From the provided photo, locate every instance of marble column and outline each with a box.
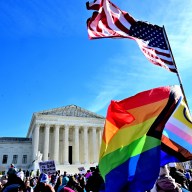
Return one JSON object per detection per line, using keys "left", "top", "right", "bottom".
{"left": 98, "top": 128, "right": 102, "bottom": 150}
{"left": 63, "top": 125, "right": 69, "bottom": 164}
{"left": 97, "top": 128, "right": 102, "bottom": 160}
{"left": 43, "top": 124, "right": 50, "bottom": 161}
{"left": 53, "top": 125, "right": 60, "bottom": 164}
{"left": 74, "top": 126, "right": 80, "bottom": 164}
{"left": 32, "top": 123, "right": 40, "bottom": 162}
{"left": 83, "top": 126, "right": 89, "bottom": 164}
{"left": 92, "top": 127, "right": 97, "bottom": 163}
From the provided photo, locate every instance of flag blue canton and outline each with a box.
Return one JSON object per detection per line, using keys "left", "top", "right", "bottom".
{"left": 130, "top": 21, "right": 168, "bottom": 50}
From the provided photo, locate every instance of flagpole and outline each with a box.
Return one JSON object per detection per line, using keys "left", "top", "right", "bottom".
{"left": 162, "top": 25, "right": 189, "bottom": 108}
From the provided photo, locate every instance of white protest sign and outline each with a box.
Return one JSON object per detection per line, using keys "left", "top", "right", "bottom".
{"left": 39, "top": 160, "right": 56, "bottom": 175}
{"left": 78, "top": 166, "right": 86, "bottom": 174}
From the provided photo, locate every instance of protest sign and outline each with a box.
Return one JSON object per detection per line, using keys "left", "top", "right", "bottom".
{"left": 39, "top": 160, "right": 56, "bottom": 175}
{"left": 78, "top": 167, "right": 86, "bottom": 174}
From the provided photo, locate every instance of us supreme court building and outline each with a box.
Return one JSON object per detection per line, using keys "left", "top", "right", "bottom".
{"left": 0, "top": 105, "right": 105, "bottom": 173}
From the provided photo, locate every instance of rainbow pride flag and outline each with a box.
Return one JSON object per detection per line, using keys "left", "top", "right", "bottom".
{"left": 99, "top": 85, "right": 191, "bottom": 192}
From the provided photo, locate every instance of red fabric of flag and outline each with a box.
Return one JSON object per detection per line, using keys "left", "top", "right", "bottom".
{"left": 107, "top": 100, "right": 135, "bottom": 129}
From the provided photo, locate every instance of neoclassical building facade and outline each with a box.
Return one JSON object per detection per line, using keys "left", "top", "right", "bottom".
{"left": 0, "top": 105, "right": 105, "bottom": 173}
{"left": 0, "top": 105, "right": 192, "bottom": 174}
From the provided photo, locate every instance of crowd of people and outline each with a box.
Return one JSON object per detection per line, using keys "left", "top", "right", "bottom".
{"left": 150, "top": 165, "right": 192, "bottom": 192}
{"left": 0, "top": 164, "right": 105, "bottom": 192}
{"left": 0, "top": 163, "right": 192, "bottom": 191}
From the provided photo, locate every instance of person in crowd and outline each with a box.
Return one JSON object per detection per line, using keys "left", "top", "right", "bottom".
{"left": 30, "top": 170, "right": 36, "bottom": 179}
{"left": 85, "top": 170, "right": 92, "bottom": 181}
{"left": 36, "top": 170, "right": 40, "bottom": 177}
{"left": 25, "top": 170, "right": 30, "bottom": 178}
{"left": 85, "top": 166, "right": 104, "bottom": 192}
{"left": 57, "top": 175, "right": 69, "bottom": 192}
{"left": 155, "top": 165, "right": 182, "bottom": 192}
{"left": 50, "top": 173, "right": 58, "bottom": 188}
{"left": 0, "top": 175, "right": 8, "bottom": 187}
{"left": 35, "top": 182, "right": 55, "bottom": 192}
{"left": 59, "top": 186, "right": 75, "bottom": 192}
{"left": 54, "top": 175, "right": 62, "bottom": 192}
{"left": 34, "top": 172, "right": 53, "bottom": 192}
{"left": 77, "top": 174, "right": 86, "bottom": 192}
{"left": 29, "top": 177, "right": 37, "bottom": 189}
{"left": 185, "top": 170, "right": 192, "bottom": 186}
{"left": 187, "top": 169, "right": 192, "bottom": 191}
{"left": 1, "top": 168, "right": 25, "bottom": 192}
{"left": 67, "top": 175, "right": 83, "bottom": 192}
{"left": 7, "top": 164, "right": 17, "bottom": 177}
{"left": 169, "top": 167, "right": 189, "bottom": 190}
{"left": 17, "top": 169, "right": 25, "bottom": 181}
{"left": 56, "top": 175, "right": 75, "bottom": 192}
{"left": 24, "top": 179, "right": 33, "bottom": 192}
{"left": 0, "top": 181, "right": 4, "bottom": 191}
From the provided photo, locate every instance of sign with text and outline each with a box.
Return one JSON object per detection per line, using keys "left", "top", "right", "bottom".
{"left": 39, "top": 160, "right": 56, "bottom": 175}
{"left": 78, "top": 166, "right": 86, "bottom": 174}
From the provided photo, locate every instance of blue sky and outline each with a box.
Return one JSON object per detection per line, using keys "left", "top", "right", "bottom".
{"left": 0, "top": 0, "right": 191, "bottom": 137}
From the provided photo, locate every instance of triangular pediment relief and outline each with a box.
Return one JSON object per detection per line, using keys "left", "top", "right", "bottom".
{"left": 35, "top": 105, "right": 105, "bottom": 119}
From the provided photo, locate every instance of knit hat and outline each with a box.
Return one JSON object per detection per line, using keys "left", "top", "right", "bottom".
{"left": 62, "top": 176, "right": 69, "bottom": 186}
{"left": 40, "top": 173, "right": 49, "bottom": 183}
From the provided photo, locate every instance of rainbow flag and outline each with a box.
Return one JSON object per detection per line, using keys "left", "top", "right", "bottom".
{"left": 99, "top": 85, "right": 191, "bottom": 192}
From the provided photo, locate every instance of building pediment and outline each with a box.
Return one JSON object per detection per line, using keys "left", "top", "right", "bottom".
{"left": 35, "top": 105, "right": 105, "bottom": 119}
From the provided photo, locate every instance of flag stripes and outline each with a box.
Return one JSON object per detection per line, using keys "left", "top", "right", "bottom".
{"left": 99, "top": 86, "right": 181, "bottom": 191}
{"left": 87, "top": 0, "right": 177, "bottom": 73}
{"left": 162, "top": 97, "right": 192, "bottom": 160}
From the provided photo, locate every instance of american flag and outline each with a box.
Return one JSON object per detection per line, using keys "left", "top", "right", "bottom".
{"left": 86, "top": 0, "right": 177, "bottom": 73}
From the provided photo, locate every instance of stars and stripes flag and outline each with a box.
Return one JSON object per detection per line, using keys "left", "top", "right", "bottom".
{"left": 86, "top": 0, "right": 177, "bottom": 73}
